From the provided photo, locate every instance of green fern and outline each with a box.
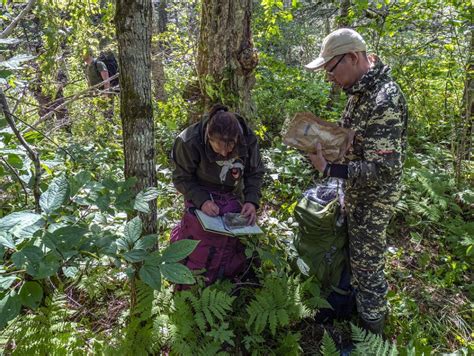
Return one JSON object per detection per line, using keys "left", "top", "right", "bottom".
{"left": 113, "top": 280, "right": 155, "bottom": 355}
{"left": 320, "top": 330, "right": 339, "bottom": 356}
{"left": 246, "top": 275, "right": 305, "bottom": 336}
{"left": 351, "top": 323, "right": 398, "bottom": 356}
{"left": 3, "top": 293, "right": 103, "bottom": 355}
{"left": 169, "top": 286, "right": 236, "bottom": 355}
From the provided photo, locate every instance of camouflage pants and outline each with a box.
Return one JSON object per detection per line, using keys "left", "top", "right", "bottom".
{"left": 345, "top": 195, "right": 396, "bottom": 320}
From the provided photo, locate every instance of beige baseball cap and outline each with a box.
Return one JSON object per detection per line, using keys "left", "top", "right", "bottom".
{"left": 305, "top": 28, "right": 367, "bottom": 71}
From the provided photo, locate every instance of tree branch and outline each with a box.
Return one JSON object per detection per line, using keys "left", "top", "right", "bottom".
{"left": 0, "top": 87, "right": 41, "bottom": 212}
{"left": 0, "top": 0, "right": 38, "bottom": 39}
{"left": 0, "top": 157, "right": 28, "bottom": 207}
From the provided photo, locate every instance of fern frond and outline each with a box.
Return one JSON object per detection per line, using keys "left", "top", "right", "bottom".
{"left": 320, "top": 330, "right": 339, "bottom": 356}
{"left": 351, "top": 323, "right": 398, "bottom": 356}
{"left": 245, "top": 275, "right": 304, "bottom": 336}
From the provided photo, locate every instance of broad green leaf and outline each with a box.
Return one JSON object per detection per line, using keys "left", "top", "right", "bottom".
{"left": 123, "top": 216, "right": 142, "bottom": 246}
{"left": 133, "top": 187, "right": 159, "bottom": 213}
{"left": 123, "top": 249, "right": 148, "bottom": 262}
{"left": 40, "top": 175, "right": 70, "bottom": 214}
{"left": 12, "top": 247, "right": 59, "bottom": 279}
{"left": 70, "top": 171, "right": 91, "bottom": 196}
{"left": 134, "top": 234, "right": 157, "bottom": 250}
{"left": 0, "top": 275, "right": 17, "bottom": 291}
{"left": 144, "top": 251, "right": 162, "bottom": 266}
{"left": 19, "top": 281, "right": 43, "bottom": 309}
{"left": 160, "top": 263, "right": 195, "bottom": 284}
{"left": 34, "top": 254, "right": 60, "bottom": 279}
{"left": 0, "top": 232, "right": 15, "bottom": 249}
{"left": 116, "top": 237, "right": 130, "bottom": 251}
{"left": 43, "top": 226, "right": 88, "bottom": 253}
{"left": 12, "top": 246, "right": 43, "bottom": 270}
{"left": 0, "top": 293, "right": 21, "bottom": 329}
{"left": 161, "top": 240, "right": 199, "bottom": 263}
{"left": 10, "top": 218, "right": 45, "bottom": 240}
{"left": 139, "top": 264, "right": 161, "bottom": 291}
{"left": 0, "top": 211, "right": 43, "bottom": 233}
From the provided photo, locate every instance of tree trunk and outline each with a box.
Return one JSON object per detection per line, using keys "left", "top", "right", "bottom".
{"left": 455, "top": 28, "right": 473, "bottom": 184}
{"left": 197, "top": 0, "right": 258, "bottom": 118}
{"left": 151, "top": 0, "right": 167, "bottom": 102}
{"left": 115, "top": 0, "right": 157, "bottom": 236}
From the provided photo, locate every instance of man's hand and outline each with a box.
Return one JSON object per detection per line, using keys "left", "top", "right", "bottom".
{"left": 201, "top": 200, "right": 219, "bottom": 216}
{"left": 308, "top": 143, "right": 327, "bottom": 173}
{"left": 241, "top": 202, "right": 257, "bottom": 226}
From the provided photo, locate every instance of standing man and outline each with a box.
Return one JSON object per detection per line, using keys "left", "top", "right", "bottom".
{"left": 305, "top": 28, "right": 408, "bottom": 334}
{"left": 83, "top": 49, "right": 114, "bottom": 119}
{"left": 83, "top": 50, "right": 110, "bottom": 91}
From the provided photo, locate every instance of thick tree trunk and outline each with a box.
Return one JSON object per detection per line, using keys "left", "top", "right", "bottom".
{"left": 151, "top": 0, "right": 167, "bottom": 102}
{"left": 115, "top": 0, "right": 157, "bottom": 235}
{"left": 197, "top": 0, "right": 258, "bottom": 118}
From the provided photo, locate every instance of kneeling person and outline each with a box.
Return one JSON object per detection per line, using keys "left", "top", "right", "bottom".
{"left": 171, "top": 104, "right": 265, "bottom": 288}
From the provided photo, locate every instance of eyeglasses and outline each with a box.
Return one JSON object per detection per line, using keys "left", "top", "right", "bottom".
{"left": 326, "top": 54, "right": 346, "bottom": 76}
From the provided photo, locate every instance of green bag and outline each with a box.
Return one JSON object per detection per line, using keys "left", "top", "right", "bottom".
{"left": 293, "top": 196, "right": 348, "bottom": 291}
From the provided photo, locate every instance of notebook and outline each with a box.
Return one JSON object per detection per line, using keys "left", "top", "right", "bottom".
{"left": 195, "top": 210, "right": 263, "bottom": 237}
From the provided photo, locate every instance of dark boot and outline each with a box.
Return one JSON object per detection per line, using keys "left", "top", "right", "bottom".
{"left": 360, "top": 315, "right": 385, "bottom": 335}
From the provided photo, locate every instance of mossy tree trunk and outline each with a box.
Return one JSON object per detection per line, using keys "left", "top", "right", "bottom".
{"left": 115, "top": 0, "right": 157, "bottom": 236}
{"left": 197, "top": 0, "right": 258, "bottom": 118}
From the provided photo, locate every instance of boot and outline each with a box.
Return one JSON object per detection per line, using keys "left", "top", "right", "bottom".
{"left": 360, "top": 315, "right": 385, "bottom": 335}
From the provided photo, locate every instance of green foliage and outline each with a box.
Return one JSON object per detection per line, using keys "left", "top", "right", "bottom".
{"left": 320, "top": 330, "right": 339, "bottom": 356}
{"left": 253, "top": 54, "right": 342, "bottom": 137}
{"left": 2, "top": 293, "right": 104, "bottom": 355}
{"left": 246, "top": 275, "right": 307, "bottom": 336}
{"left": 169, "top": 286, "right": 236, "bottom": 355}
{"left": 351, "top": 323, "right": 399, "bottom": 356}
{"left": 112, "top": 281, "right": 155, "bottom": 355}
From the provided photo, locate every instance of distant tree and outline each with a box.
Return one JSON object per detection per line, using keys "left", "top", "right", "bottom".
{"left": 196, "top": 0, "right": 258, "bottom": 118}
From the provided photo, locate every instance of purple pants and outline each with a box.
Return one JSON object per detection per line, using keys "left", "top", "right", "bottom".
{"left": 170, "top": 192, "right": 247, "bottom": 289}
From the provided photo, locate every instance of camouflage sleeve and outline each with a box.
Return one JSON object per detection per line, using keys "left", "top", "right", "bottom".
{"left": 348, "top": 83, "right": 405, "bottom": 184}
{"left": 243, "top": 133, "right": 265, "bottom": 208}
{"left": 171, "top": 137, "right": 210, "bottom": 208}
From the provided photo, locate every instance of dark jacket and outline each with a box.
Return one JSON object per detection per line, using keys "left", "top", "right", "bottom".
{"left": 172, "top": 114, "right": 265, "bottom": 209}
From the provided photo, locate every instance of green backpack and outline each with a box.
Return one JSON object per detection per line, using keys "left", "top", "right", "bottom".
{"left": 293, "top": 195, "right": 349, "bottom": 291}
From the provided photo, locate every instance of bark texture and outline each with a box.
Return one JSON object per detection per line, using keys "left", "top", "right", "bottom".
{"left": 151, "top": 0, "right": 167, "bottom": 102}
{"left": 197, "top": 0, "right": 258, "bottom": 118}
{"left": 115, "top": 0, "right": 157, "bottom": 235}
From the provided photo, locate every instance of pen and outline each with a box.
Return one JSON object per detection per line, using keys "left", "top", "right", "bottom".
{"left": 210, "top": 194, "right": 214, "bottom": 203}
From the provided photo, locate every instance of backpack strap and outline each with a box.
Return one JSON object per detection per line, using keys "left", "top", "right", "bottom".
{"left": 93, "top": 59, "right": 101, "bottom": 78}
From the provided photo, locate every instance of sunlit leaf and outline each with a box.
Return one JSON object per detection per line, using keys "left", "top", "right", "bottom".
{"left": 160, "top": 263, "right": 195, "bottom": 284}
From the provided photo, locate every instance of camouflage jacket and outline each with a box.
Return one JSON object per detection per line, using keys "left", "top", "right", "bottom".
{"left": 172, "top": 114, "right": 265, "bottom": 209}
{"left": 341, "top": 57, "right": 408, "bottom": 197}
